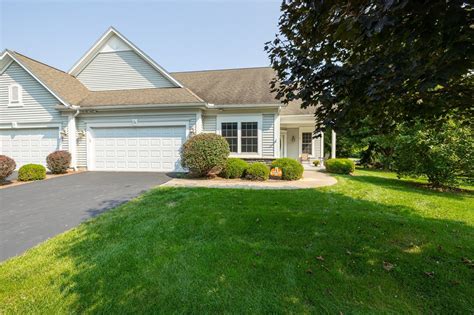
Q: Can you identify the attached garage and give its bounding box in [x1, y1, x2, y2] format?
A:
[0, 128, 60, 168]
[88, 125, 186, 172]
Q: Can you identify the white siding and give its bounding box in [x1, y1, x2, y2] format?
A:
[262, 114, 275, 157]
[76, 113, 197, 167]
[202, 115, 217, 133]
[76, 51, 176, 91]
[0, 63, 64, 125]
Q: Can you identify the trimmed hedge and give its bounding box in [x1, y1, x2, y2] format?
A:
[46, 150, 71, 174]
[180, 133, 230, 177]
[245, 162, 270, 181]
[0, 155, 16, 180]
[271, 158, 304, 180]
[220, 158, 248, 179]
[18, 164, 46, 181]
[325, 158, 355, 174]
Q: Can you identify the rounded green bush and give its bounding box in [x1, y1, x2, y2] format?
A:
[325, 158, 355, 174]
[271, 158, 304, 180]
[245, 162, 270, 181]
[180, 133, 230, 177]
[46, 150, 71, 174]
[220, 158, 249, 179]
[18, 164, 46, 181]
[313, 160, 320, 167]
[0, 155, 16, 180]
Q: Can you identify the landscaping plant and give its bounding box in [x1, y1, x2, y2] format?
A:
[325, 158, 355, 175]
[220, 158, 248, 179]
[180, 133, 230, 177]
[312, 160, 320, 167]
[245, 162, 270, 181]
[18, 164, 46, 181]
[271, 158, 304, 180]
[46, 150, 72, 174]
[394, 120, 473, 187]
[0, 155, 16, 181]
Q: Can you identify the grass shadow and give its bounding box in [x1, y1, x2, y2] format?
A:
[34, 183, 472, 313]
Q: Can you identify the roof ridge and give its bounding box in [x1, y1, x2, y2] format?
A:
[12, 51, 71, 75]
[171, 66, 273, 74]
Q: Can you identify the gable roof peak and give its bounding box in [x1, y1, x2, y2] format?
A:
[68, 27, 183, 88]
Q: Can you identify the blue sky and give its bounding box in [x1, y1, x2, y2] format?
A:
[0, 0, 281, 72]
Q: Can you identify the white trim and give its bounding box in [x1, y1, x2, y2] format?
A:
[195, 110, 203, 134]
[3, 51, 73, 108]
[8, 84, 23, 107]
[319, 131, 324, 160]
[69, 27, 183, 88]
[299, 127, 316, 157]
[280, 114, 315, 125]
[0, 122, 62, 129]
[209, 103, 282, 109]
[279, 130, 287, 158]
[216, 114, 263, 157]
[67, 113, 78, 169]
[0, 59, 13, 75]
[274, 113, 281, 157]
[86, 121, 189, 171]
[331, 130, 336, 159]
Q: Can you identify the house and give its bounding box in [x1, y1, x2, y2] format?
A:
[0, 27, 336, 172]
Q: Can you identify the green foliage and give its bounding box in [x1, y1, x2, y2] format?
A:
[46, 150, 71, 174]
[18, 164, 46, 181]
[245, 162, 270, 181]
[0, 155, 16, 180]
[394, 120, 473, 187]
[180, 133, 230, 177]
[271, 158, 304, 180]
[325, 158, 355, 174]
[265, 1, 473, 133]
[220, 158, 249, 179]
[312, 160, 320, 167]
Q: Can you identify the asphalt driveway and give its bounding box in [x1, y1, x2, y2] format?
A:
[0, 172, 171, 261]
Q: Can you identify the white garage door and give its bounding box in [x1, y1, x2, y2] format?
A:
[91, 126, 186, 172]
[0, 128, 59, 168]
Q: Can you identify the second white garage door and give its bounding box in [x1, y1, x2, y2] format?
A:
[91, 126, 186, 172]
[0, 128, 59, 168]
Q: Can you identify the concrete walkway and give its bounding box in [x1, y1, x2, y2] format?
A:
[161, 169, 337, 190]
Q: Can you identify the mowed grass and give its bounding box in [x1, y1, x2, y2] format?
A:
[0, 170, 473, 313]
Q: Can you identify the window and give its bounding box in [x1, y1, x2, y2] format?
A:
[302, 132, 313, 154]
[220, 120, 259, 154]
[8, 84, 22, 106]
[222, 122, 238, 152]
[241, 122, 258, 153]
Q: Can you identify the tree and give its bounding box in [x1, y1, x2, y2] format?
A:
[394, 120, 473, 187]
[265, 0, 473, 133]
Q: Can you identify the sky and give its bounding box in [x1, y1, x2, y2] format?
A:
[0, 0, 282, 72]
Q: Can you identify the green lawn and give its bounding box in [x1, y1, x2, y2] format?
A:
[1, 170, 473, 313]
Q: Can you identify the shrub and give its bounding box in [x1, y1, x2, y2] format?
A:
[313, 160, 320, 167]
[271, 158, 304, 180]
[180, 133, 230, 177]
[394, 120, 473, 187]
[245, 162, 270, 181]
[220, 158, 248, 179]
[325, 158, 355, 174]
[0, 155, 16, 180]
[46, 150, 71, 174]
[18, 164, 46, 181]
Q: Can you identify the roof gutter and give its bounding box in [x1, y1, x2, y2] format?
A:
[55, 102, 207, 111]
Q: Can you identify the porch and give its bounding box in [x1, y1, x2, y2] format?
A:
[279, 115, 336, 162]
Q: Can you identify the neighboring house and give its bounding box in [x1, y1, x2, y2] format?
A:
[0, 27, 336, 172]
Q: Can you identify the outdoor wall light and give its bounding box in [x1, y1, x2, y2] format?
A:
[291, 136, 296, 142]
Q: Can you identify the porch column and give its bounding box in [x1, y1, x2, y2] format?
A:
[67, 113, 77, 170]
[319, 131, 324, 161]
[331, 129, 336, 159]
